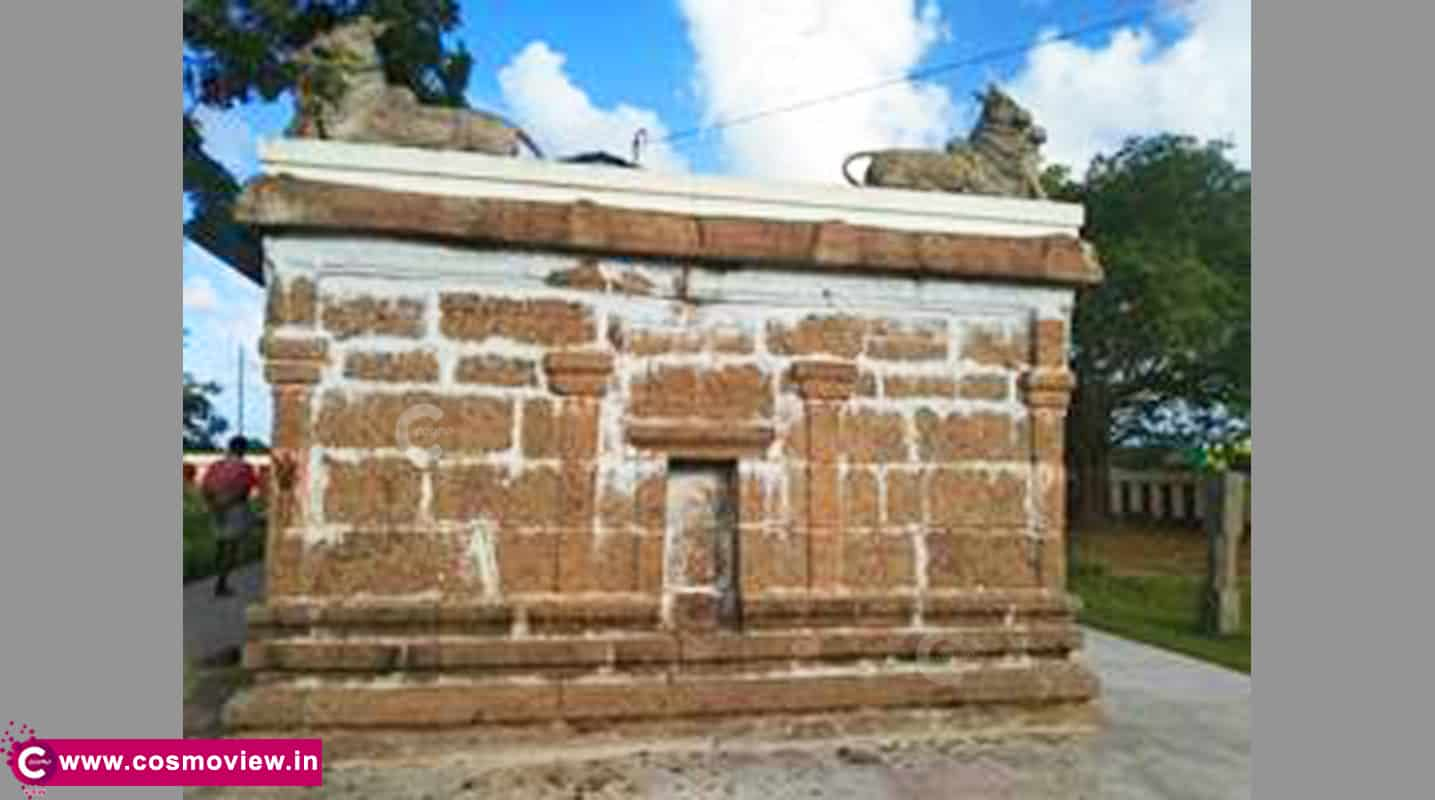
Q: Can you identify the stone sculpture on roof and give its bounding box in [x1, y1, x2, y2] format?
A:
[287, 16, 544, 158]
[842, 85, 1049, 199]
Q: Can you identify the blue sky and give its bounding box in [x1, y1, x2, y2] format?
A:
[182, 0, 1250, 443]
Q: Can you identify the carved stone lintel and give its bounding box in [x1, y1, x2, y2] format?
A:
[627, 423, 775, 460]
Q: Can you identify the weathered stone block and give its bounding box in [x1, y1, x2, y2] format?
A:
[809, 464, 841, 527]
[1034, 318, 1067, 367]
[842, 532, 915, 589]
[867, 332, 947, 361]
[916, 410, 1026, 462]
[558, 531, 638, 593]
[845, 409, 908, 463]
[630, 365, 773, 420]
[342, 350, 439, 383]
[298, 532, 464, 597]
[317, 390, 513, 450]
[495, 531, 560, 594]
[767, 315, 866, 358]
[521, 398, 558, 459]
[323, 457, 423, 525]
[440, 293, 596, 346]
[266, 275, 317, 328]
[619, 327, 754, 356]
[322, 295, 426, 340]
[885, 469, 925, 526]
[739, 527, 808, 593]
[958, 374, 1011, 401]
[305, 683, 561, 727]
[260, 335, 330, 362]
[316, 391, 513, 452]
[928, 533, 1040, 589]
[928, 469, 1029, 527]
[431, 464, 563, 527]
[962, 324, 1029, 368]
[884, 375, 957, 400]
[271, 388, 312, 451]
[636, 533, 665, 594]
[558, 399, 603, 459]
[454, 354, 537, 386]
[843, 468, 881, 529]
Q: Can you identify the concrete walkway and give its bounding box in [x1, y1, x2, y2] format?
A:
[183, 562, 264, 665]
[183, 573, 1250, 799]
[1082, 628, 1251, 800]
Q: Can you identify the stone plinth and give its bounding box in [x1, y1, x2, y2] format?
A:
[225, 139, 1103, 732]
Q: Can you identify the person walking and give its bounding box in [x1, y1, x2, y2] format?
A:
[200, 436, 259, 598]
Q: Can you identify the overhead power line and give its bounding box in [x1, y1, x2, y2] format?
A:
[655, 0, 1191, 147]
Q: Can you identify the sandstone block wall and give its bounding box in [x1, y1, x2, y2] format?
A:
[257, 241, 1074, 610]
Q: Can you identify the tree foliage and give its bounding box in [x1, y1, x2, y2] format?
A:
[1044, 135, 1250, 525]
[183, 373, 230, 451]
[1047, 134, 1251, 449]
[181, 1, 474, 281]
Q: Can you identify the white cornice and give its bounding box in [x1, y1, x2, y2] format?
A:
[258, 138, 1084, 239]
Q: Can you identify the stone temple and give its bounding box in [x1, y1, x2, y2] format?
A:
[224, 138, 1104, 731]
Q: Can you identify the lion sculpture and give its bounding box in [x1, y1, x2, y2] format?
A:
[287, 17, 544, 158]
[842, 86, 1048, 199]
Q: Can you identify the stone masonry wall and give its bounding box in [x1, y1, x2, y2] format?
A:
[258, 236, 1075, 620]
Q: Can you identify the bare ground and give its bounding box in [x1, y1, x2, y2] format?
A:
[183, 717, 1105, 800]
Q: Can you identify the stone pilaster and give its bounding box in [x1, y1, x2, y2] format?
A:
[257, 333, 329, 598]
[790, 360, 859, 591]
[544, 352, 614, 592]
[1022, 318, 1076, 591]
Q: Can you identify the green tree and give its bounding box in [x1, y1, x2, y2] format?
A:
[182, 1, 475, 282]
[184, 373, 230, 451]
[1044, 135, 1251, 526]
[183, 329, 230, 450]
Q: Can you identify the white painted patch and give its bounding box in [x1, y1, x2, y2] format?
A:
[467, 518, 502, 600]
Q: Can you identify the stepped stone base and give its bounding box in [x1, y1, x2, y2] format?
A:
[224, 591, 1100, 732]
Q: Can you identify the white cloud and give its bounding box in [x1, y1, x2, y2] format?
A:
[497, 42, 689, 173]
[182, 276, 219, 312]
[676, 0, 959, 184]
[1006, 0, 1251, 172]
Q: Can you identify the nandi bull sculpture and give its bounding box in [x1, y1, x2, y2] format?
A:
[842, 86, 1048, 199]
[287, 17, 543, 158]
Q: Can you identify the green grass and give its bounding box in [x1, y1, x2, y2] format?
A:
[183, 487, 265, 583]
[1070, 561, 1252, 674]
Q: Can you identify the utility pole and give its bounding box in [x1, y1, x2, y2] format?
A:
[237, 344, 245, 440]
